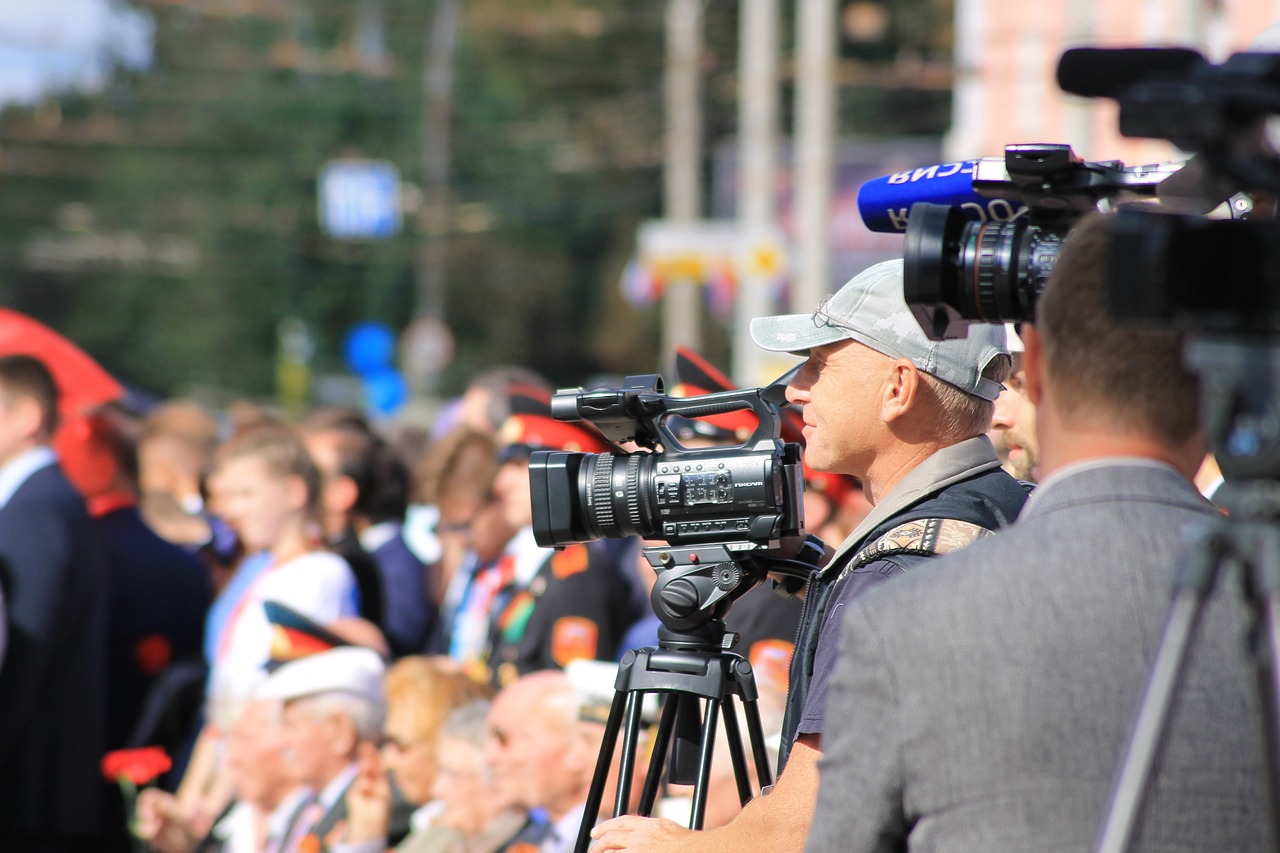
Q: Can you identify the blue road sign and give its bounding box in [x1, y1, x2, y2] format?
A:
[319, 160, 402, 240]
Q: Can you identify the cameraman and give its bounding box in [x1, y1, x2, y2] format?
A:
[806, 213, 1266, 851]
[592, 260, 1028, 852]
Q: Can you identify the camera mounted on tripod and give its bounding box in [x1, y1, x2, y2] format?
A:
[528, 372, 820, 641]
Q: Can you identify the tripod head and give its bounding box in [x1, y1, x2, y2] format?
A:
[1189, 337, 1280, 486]
[644, 533, 827, 649]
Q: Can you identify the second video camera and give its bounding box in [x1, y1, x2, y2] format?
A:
[898, 144, 1179, 339]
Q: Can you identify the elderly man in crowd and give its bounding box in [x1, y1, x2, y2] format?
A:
[136, 698, 307, 853]
[806, 213, 1267, 851]
[485, 670, 604, 853]
[592, 260, 1028, 852]
[257, 645, 389, 851]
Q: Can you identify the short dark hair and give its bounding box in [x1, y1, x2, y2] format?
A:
[307, 423, 411, 525]
[0, 355, 59, 438]
[1037, 212, 1200, 446]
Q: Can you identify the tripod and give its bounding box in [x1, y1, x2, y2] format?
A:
[572, 620, 775, 853]
[1096, 338, 1280, 852]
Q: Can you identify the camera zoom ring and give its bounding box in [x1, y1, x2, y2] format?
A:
[591, 454, 617, 535]
[625, 455, 643, 534]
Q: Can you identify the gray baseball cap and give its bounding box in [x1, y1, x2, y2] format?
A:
[750, 259, 1008, 402]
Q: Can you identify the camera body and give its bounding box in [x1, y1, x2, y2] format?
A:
[900, 143, 1178, 340]
[528, 374, 805, 552]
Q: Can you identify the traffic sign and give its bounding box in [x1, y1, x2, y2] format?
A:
[318, 160, 402, 240]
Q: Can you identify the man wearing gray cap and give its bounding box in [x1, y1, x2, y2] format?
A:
[592, 260, 1028, 853]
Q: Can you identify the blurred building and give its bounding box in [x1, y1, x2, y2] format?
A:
[946, 0, 1280, 163]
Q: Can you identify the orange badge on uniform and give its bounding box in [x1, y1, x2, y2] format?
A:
[551, 617, 599, 666]
[748, 639, 794, 694]
[551, 544, 590, 579]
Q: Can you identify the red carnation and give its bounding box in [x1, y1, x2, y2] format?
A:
[101, 746, 172, 786]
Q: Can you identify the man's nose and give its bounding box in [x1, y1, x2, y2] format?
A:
[991, 389, 1017, 430]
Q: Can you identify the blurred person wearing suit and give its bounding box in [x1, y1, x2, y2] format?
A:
[302, 412, 439, 658]
[0, 354, 114, 852]
[55, 406, 213, 753]
[807, 214, 1268, 851]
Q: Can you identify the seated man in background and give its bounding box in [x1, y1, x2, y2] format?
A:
[485, 670, 606, 853]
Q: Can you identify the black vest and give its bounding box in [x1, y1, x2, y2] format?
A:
[777, 466, 1030, 770]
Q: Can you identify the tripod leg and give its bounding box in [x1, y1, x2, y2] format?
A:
[718, 695, 754, 806]
[1247, 533, 1280, 847]
[614, 691, 645, 817]
[576, 687, 629, 853]
[636, 692, 680, 816]
[740, 694, 774, 791]
[1095, 532, 1221, 853]
[689, 698, 721, 831]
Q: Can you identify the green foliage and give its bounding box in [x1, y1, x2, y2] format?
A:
[0, 0, 952, 403]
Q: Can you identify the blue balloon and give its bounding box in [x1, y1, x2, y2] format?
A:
[364, 367, 408, 416]
[345, 322, 396, 376]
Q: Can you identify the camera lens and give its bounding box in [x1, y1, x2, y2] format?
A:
[904, 201, 1063, 327]
[577, 451, 660, 541]
[529, 450, 662, 547]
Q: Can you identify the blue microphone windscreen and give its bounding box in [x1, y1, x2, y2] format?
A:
[858, 161, 997, 233]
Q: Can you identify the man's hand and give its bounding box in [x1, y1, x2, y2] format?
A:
[343, 741, 393, 844]
[590, 815, 696, 852]
[135, 788, 199, 853]
[591, 733, 821, 853]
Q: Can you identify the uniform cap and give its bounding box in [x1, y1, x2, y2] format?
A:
[263, 601, 352, 672]
[255, 646, 385, 705]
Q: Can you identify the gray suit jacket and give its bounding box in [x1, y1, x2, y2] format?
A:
[807, 460, 1269, 852]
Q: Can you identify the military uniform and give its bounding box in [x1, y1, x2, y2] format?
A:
[488, 541, 641, 687]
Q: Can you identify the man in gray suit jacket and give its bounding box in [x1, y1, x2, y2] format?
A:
[807, 213, 1268, 851]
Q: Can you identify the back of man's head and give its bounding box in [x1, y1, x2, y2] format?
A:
[0, 354, 59, 441]
[1037, 213, 1199, 447]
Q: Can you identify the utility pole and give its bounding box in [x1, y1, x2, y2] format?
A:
[662, 0, 705, 367]
[792, 0, 837, 312]
[733, 0, 780, 386]
[418, 0, 459, 323]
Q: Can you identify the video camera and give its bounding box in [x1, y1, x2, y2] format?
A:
[1056, 46, 1280, 335]
[528, 374, 819, 635]
[858, 143, 1182, 340]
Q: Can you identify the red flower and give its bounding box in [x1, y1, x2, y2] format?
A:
[100, 747, 172, 786]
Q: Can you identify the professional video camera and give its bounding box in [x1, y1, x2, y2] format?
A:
[1056, 46, 1280, 336]
[857, 143, 1184, 339]
[528, 373, 817, 634]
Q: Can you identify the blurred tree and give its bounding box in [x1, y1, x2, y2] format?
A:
[0, 0, 953, 401]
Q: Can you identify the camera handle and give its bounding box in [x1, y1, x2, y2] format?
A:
[573, 620, 774, 853]
[1096, 339, 1280, 853]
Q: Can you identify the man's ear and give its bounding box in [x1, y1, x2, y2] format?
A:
[284, 473, 311, 514]
[880, 359, 920, 423]
[1021, 323, 1045, 407]
[11, 395, 45, 444]
[327, 474, 360, 515]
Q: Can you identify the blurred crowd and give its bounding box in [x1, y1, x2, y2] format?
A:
[0, 347, 874, 853]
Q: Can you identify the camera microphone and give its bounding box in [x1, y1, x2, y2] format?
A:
[856, 160, 1025, 233]
[1056, 47, 1205, 99]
